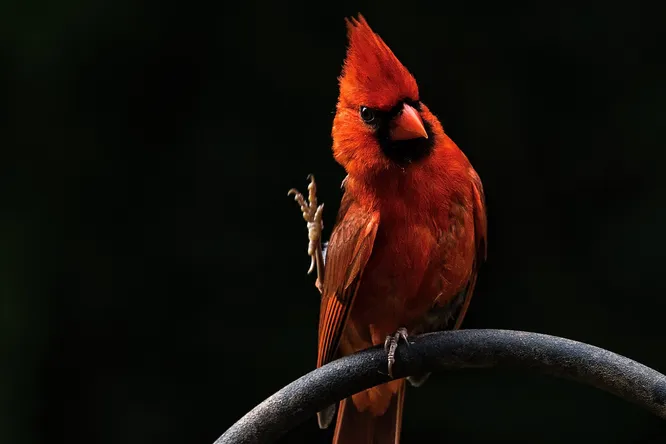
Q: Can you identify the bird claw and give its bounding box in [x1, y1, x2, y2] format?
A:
[288, 174, 325, 292]
[384, 327, 410, 378]
[407, 372, 431, 387]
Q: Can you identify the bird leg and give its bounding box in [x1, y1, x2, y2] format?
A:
[288, 174, 325, 294]
[384, 327, 410, 378]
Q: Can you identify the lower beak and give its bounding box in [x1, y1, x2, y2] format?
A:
[389, 103, 429, 141]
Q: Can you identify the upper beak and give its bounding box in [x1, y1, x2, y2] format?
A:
[389, 103, 428, 141]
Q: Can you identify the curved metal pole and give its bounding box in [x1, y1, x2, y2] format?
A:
[215, 329, 666, 444]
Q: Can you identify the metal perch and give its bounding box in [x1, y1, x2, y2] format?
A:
[215, 329, 666, 444]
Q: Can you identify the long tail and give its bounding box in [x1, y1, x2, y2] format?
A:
[332, 380, 406, 444]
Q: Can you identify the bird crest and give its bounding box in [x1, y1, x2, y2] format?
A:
[339, 14, 419, 110]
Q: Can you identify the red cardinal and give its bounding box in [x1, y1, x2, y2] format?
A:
[289, 14, 487, 444]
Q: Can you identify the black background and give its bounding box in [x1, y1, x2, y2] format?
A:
[3, 1, 666, 443]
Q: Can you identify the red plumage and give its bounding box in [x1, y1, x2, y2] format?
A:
[314, 14, 487, 444]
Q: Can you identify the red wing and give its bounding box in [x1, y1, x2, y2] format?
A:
[453, 167, 488, 329]
[317, 191, 380, 368]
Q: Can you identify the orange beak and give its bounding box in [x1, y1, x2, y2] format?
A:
[389, 103, 428, 141]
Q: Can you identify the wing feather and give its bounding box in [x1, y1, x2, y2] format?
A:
[453, 168, 487, 329]
[317, 191, 380, 368]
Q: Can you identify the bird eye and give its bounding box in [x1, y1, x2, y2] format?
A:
[360, 106, 375, 123]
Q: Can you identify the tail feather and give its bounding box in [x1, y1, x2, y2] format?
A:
[332, 380, 406, 444]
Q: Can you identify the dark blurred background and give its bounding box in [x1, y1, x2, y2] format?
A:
[2, 1, 666, 443]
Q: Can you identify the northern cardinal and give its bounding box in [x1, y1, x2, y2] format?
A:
[289, 14, 487, 444]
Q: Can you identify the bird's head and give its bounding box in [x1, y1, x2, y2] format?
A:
[332, 14, 440, 177]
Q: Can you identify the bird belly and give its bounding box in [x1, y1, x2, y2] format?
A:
[335, 222, 439, 415]
[339, 223, 438, 354]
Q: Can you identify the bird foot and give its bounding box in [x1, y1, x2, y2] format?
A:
[288, 174, 325, 292]
[384, 327, 410, 378]
[407, 372, 431, 387]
